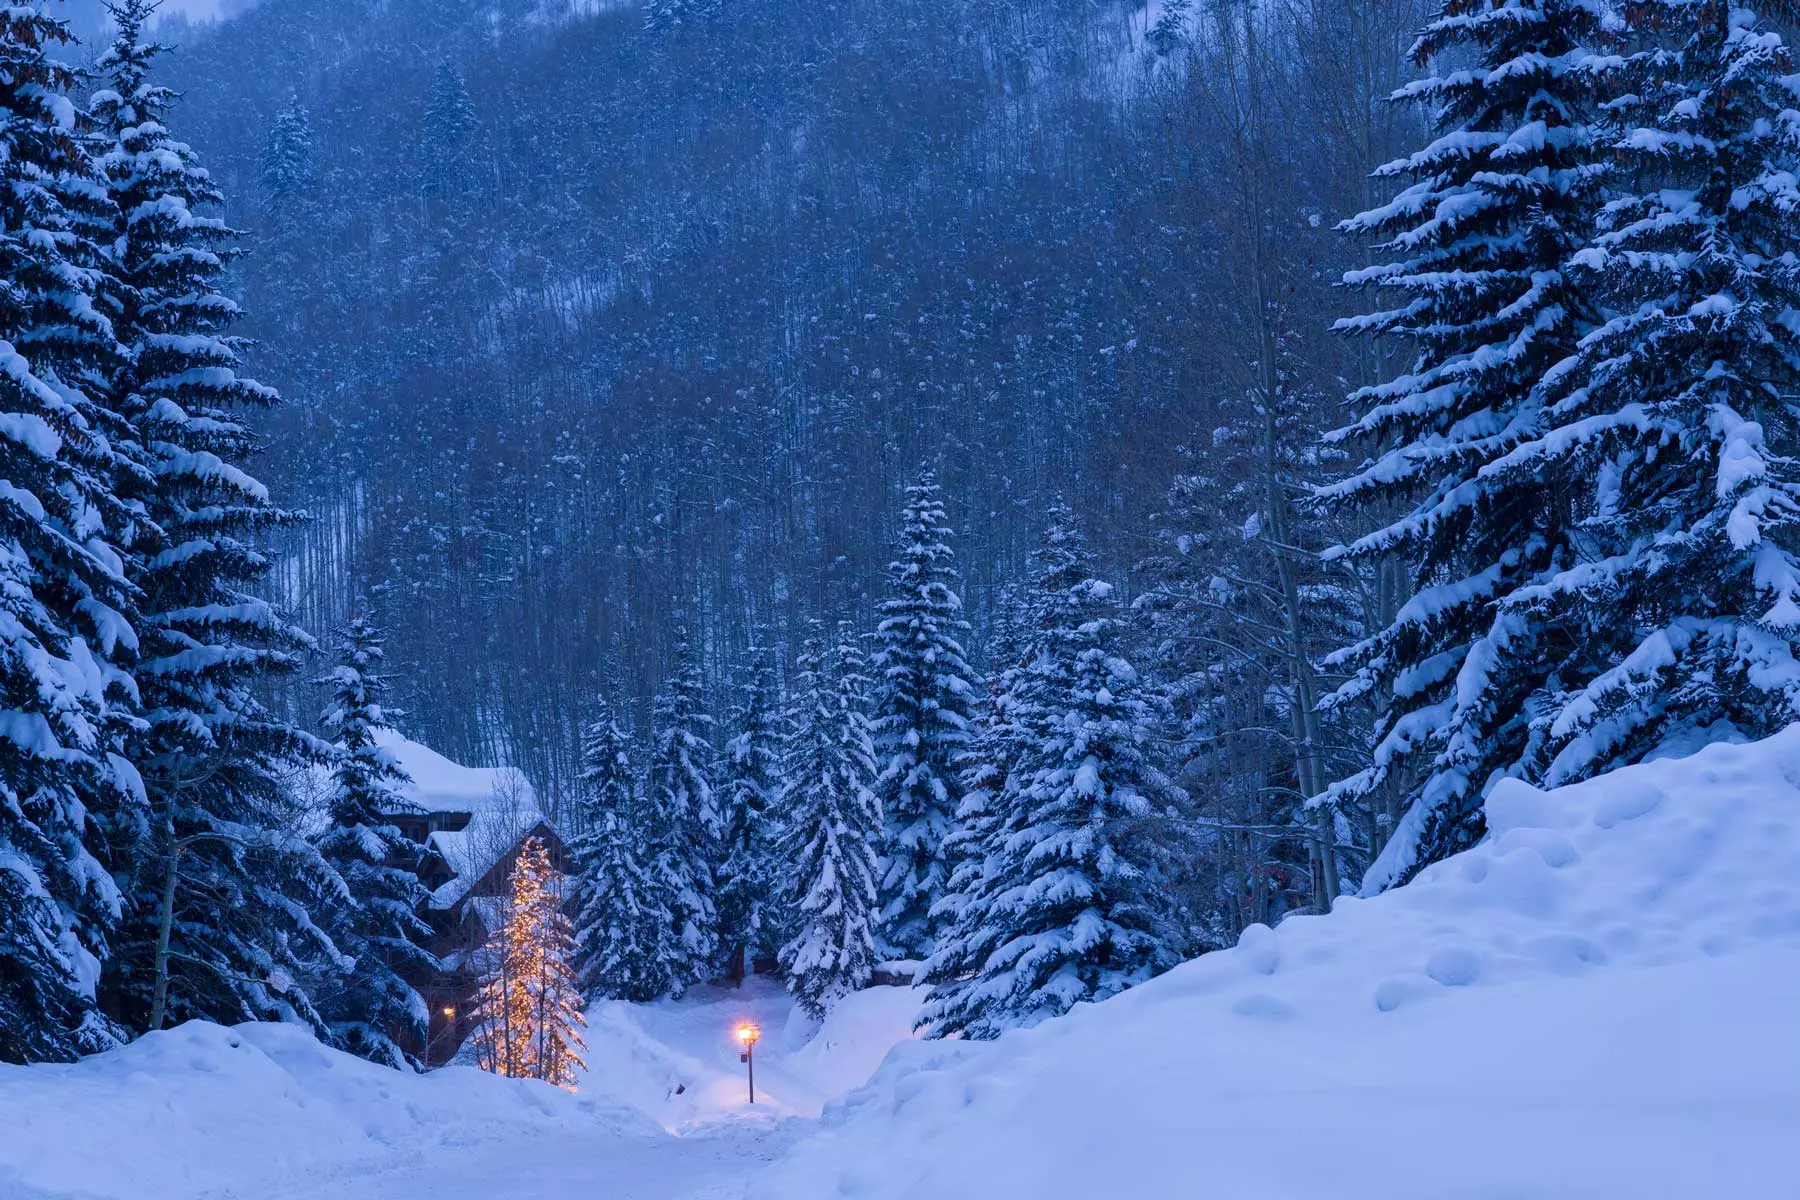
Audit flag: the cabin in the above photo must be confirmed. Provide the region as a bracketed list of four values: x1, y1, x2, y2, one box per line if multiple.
[362, 731, 572, 1066]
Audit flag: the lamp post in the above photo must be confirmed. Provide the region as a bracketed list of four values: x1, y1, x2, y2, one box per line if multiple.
[736, 1022, 761, 1104]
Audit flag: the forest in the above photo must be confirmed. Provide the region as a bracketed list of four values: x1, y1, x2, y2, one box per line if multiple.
[4, 0, 1800, 1076]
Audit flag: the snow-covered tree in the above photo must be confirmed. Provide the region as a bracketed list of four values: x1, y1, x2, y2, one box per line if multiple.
[920, 506, 1184, 1039]
[0, 2, 146, 1063]
[419, 59, 476, 221]
[715, 647, 781, 980]
[644, 0, 722, 32]
[645, 638, 719, 988]
[314, 614, 435, 1068]
[1322, 0, 1610, 888]
[260, 94, 313, 227]
[870, 472, 977, 961]
[474, 835, 587, 1090]
[777, 628, 881, 1018]
[569, 698, 677, 1001]
[931, 587, 1028, 942]
[90, 0, 339, 1044]
[1504, 5, 1800, 793]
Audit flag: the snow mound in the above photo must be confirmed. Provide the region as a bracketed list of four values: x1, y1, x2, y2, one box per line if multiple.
[755, 730, 1800, 1199]
[0, 1020, 650, 1200]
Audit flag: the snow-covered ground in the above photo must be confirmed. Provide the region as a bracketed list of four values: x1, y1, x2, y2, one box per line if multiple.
[758, 731, 1800, 1198]
[5, 731, 1799, 1199]
[0, 981, 923, 1200]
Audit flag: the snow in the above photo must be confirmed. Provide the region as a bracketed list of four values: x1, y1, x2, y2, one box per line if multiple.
[362, 730, 545, 906]
[580, 977, 925, 1128]
[758, 730, 1800, 1198]
[5, 731, 1800, 1198]
[0, 977, 921, 1200]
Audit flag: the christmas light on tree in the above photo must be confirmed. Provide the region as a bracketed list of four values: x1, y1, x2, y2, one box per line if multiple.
[473, 837, 588, 1089]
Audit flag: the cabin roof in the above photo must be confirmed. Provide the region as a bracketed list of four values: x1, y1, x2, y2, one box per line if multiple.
[359, 730, 552, 910]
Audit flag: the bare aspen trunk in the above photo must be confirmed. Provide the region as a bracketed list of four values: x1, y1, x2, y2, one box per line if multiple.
[148, 844, 184, 1033]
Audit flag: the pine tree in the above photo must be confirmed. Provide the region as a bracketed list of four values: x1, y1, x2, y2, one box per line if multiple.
[644, 637, 719, 989]
[569, 698, 677, 1001]
[645, 0, 721, 32]
[260, 94, 314, 228]
[1148, 0, 1190, 56]
[921, 506, 1184, 1039]
[931, 587, 1028, 942]
[474, 836, 587, 1090]
[89, 0, 339, 1044]
[419, 59, 476, 221]
[0, 2, 148, 1063]
[715, 646, 781, 980]
[1503, 5, 1800, 789]
[1323, 1, 1611, 889]
[314, 614, 435, 1068]
[869, 472, 977, 961]
[777, 628, 881, 1018]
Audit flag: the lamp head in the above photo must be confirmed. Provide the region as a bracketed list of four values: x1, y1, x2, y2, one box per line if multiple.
[736, 1022, 761, 1045]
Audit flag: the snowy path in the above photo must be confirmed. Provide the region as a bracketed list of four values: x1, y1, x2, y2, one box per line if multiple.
[251, 1118, 798, 1200]
[0, 983, 922, 1200]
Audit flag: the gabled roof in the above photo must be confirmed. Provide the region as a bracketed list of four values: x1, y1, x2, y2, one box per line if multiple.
[369, 730, 550, 909]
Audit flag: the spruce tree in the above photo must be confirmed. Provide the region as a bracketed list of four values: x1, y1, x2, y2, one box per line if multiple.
[90, 0, 338, 1043]
[314, 614, 435, 1068]
[0, 2, 146, 1063]
[931, 587, 1028, 942]
[715, 646, 781, 980]
[921, 507, 1183, 1039]
[569, 698, 677, 1001]
[869, 472, 977, 961]
[1324, 1, 1610, 889]
[419, 59, 476, 222]
[1506, 4, 1800, 788]
[777, 628, 881, 1018]
[260, 94, 314, 228]
[474, 836, 587, 1089]
[644, 637, 719, 989]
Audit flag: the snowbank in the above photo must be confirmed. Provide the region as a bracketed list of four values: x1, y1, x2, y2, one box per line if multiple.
[0, 1020, 650, 1200]
[756, 730, 1800, 1199]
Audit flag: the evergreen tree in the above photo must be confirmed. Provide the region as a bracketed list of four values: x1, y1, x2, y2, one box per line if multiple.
[90, 0, 338, 1043]
[314, 614, 435, 1068]
[715, 646, 781, 980]
[777, 628, 881, 1018]
[421, 59, 477, 160]
[921, 506, 1183, 1039]
[1504, 5, 1800, 791]
[644, 0, 721, 32]
[1323, 1, 1610, 889]
[569, 698, 677, 1001]
[0, 2, 146, 1063]
[931, 587, 1028, 942]
[870, 472, 977, 960]
[473, 835, 587, 1090]
[419, 59, 476, 221]
[644, 637, 719, 989]
[259, 94, 314, 227]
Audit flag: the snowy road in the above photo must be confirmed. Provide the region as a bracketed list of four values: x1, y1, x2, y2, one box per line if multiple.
[251, 1119, 798, 1200]
[0, 983, 922, 1200]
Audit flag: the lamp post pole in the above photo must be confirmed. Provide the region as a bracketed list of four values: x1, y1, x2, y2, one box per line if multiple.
[736, 1023, 761, 1104]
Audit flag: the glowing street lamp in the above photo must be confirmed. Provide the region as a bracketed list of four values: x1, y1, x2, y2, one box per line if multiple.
[736, 1022, 761, 1104]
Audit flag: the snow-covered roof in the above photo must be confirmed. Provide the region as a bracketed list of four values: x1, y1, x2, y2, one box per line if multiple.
[368, 730, 548, 910]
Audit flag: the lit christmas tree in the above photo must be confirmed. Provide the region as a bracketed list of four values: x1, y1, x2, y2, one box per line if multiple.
[473, 836, 587, 1089]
